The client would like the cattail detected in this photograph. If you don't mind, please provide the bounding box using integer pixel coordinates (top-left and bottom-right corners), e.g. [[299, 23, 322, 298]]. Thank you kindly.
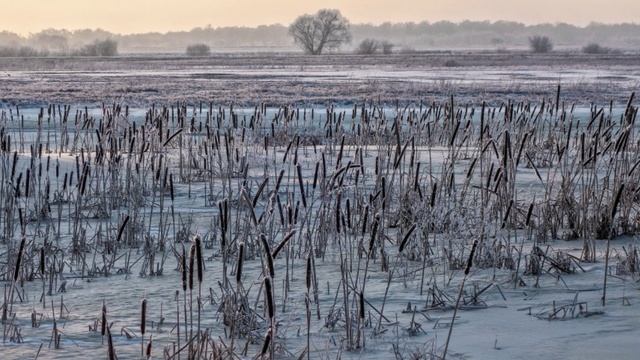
[[146, 336, 152, 358], [466, 158, 477, 179], [260, 329, 272, 356], [336, 135, 344, 169], [195, 236, 203, 284], [39, 247, 45, 275], [321, 152, 327, 180], [218, 201, 227, 249], [116, 215, 129, 242], [260, 235, 275, 278], [163, 129, 182, 147], [335, 197, 341, 234], [272, 230, 296, 259], [297, 164, 307, 208], [450, 121, 460, 147], [369, 217, 379, 254], [181, 246, 187, 292], [283, 139, 293, 163], [25, 169, 30, 198], [169, 174, 174, 202], [140, 298, 147, 335], [525, 202, 535, 227], [312, 161, 319, 189], [502, 200, 513, 229], [14, 238, 25, 282], [236, 242, 244, 283], [188, 244, 195, 291], [612, 184, 625, 220], [414, 162, 421, 191], [101, 301, 107, 336], [359, 292, 365, 319], [275, 169, 285, 194], [106, 326, 116, 360], [398, 224, 417, 253], [394, 140, 409, 169], [242, 189, 258, 225], [11, 151, 17, 179], [628, 159, 640, 176], [80, 165, 89, 196], [555, 84, 561, 113], [264, 277, 274, 319], [464, 241, 479, 276], [306, 255, 312, 290], [515, 132, 529, 167], [430, 182, 438, 208], [253, 177, 269, 207]]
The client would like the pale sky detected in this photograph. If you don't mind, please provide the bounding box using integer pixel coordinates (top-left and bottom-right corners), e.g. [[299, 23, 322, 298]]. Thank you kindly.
[[2, 0, 639, 34]]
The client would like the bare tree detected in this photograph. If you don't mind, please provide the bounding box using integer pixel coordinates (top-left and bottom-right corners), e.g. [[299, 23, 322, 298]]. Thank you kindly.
[[289, 9, 351, 55]]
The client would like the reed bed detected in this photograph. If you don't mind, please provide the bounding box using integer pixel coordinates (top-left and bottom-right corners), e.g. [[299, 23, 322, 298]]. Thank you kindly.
[[0, 93, 638, 359]]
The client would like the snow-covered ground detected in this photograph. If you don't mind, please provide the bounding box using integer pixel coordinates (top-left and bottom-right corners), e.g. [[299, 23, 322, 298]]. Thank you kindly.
[[0, 52, 638, 106], [0, 61, 638, 359]]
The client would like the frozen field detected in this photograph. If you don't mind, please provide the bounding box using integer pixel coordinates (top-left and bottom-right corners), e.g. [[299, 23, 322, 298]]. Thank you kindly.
[[0, 54, 639, 360], [1, 52, 639, 106]]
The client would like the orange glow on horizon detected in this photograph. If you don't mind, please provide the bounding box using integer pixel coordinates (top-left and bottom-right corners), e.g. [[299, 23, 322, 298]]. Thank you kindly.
[[1, 0, 638, 35]]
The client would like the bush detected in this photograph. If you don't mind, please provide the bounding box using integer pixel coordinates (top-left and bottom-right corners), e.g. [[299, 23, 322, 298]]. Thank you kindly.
[[75, 39, 118, 56], [355, 39, 394, 55], [529, 36, 553, 53], [356, 39, 379, 55], [186, 44, 211, 56], [582, 43, 610, 54]]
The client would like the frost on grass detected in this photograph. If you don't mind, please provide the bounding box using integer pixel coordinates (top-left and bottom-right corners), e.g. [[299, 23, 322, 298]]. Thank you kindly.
[[0, 91, 639, 359]]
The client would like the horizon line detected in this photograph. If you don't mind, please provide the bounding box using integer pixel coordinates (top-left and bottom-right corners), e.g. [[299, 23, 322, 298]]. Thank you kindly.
[[3, 19, 640, 37]]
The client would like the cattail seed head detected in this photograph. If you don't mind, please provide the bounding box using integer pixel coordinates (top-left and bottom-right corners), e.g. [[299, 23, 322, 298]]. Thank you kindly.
[[195, 236, 203, 284], [101, 301, 107, 336], [140, 298, 147, 335], [236, 242, 245, 283], [264, 277, 274, 319]]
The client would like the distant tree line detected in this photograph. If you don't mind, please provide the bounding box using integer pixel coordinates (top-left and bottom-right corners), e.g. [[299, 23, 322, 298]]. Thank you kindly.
[[2, 20, 640, 54]]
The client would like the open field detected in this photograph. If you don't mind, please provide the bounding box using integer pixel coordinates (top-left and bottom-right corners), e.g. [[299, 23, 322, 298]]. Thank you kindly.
[[0, 52, 639, 360], [1, 52, 640, 106]]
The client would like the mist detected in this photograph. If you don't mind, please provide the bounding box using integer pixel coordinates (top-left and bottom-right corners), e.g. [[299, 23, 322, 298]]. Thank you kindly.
[[2, 20, 640, 54]]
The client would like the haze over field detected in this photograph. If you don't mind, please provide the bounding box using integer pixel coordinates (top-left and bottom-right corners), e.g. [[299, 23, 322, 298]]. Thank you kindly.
[[1, 0, 640, 52], [4, 0, 640, 33]]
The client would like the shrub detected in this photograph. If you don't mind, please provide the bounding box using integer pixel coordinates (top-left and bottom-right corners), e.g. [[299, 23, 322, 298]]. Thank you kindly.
[[529, 36, 553, 53], [356, 39, 379, 55], [75, 39, 118, 56], [582, 43, 610, 54], [356, 39, 394, 55], [381, 41, 394, 54], [186, 43, 211, 56]]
